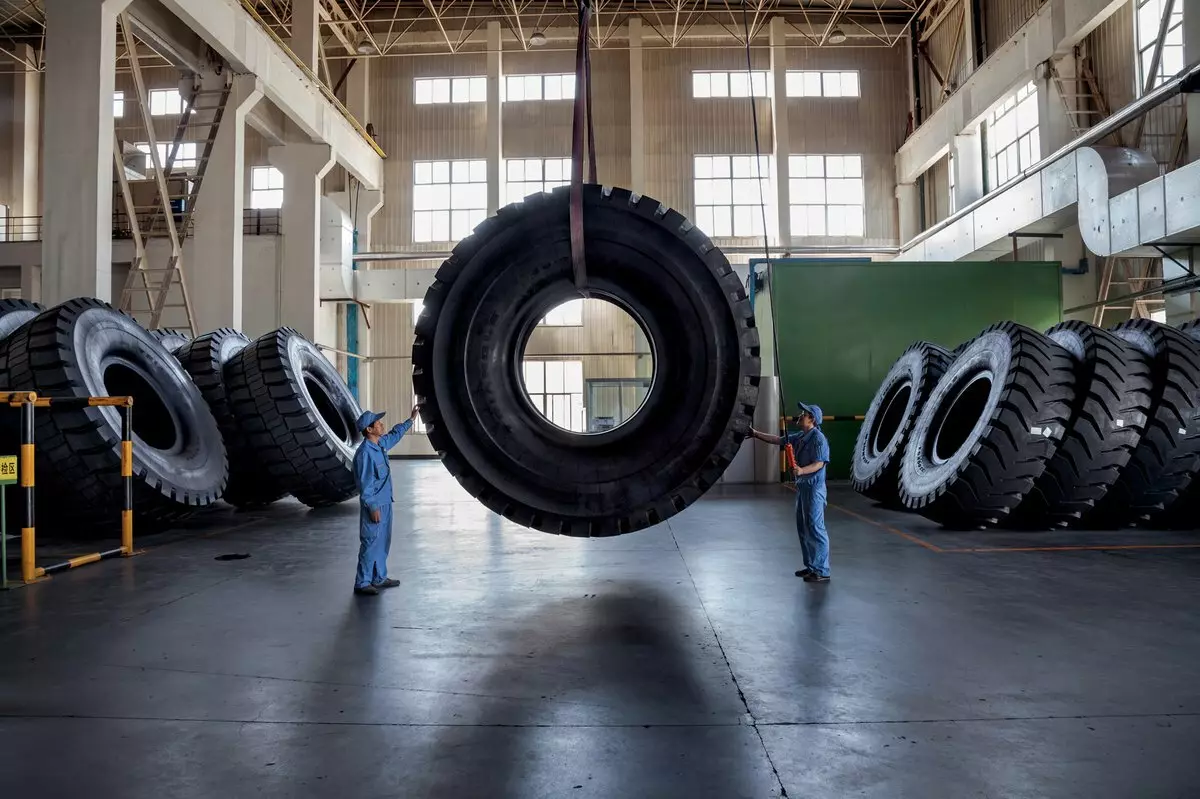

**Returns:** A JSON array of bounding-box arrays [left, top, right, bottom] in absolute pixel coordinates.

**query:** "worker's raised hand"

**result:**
[[410, 404, 420, 421], [370, 508, 381, 524]]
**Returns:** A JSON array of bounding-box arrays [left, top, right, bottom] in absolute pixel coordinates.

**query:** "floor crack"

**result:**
[[668, 520, 789, 798]]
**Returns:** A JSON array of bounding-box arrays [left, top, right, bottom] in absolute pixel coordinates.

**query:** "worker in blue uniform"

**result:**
[[353, 406, 419, 596], [751, 402, 831, 583]]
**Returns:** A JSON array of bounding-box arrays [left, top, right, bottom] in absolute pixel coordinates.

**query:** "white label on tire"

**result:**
[[1180, 427, 1188, 435], [1116, 419, 1125, 427], [1030, 426, 1042, 436]]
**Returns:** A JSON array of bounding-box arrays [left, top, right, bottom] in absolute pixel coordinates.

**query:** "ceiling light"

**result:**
[[355, 35, 375, 55], [529, 31, 547, 47], [828, 27, 847, 44]]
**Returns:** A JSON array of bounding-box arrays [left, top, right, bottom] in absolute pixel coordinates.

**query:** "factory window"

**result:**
[[985, 81, 1038, 189], [522, 359, 585, 432], [412, 159, 487, 242], [504, 74, 575, 102], [113, 91, 125, 117], [414, 76, 486, 105], [135, 142, 198, 171], [693, 155, 772, 238], [1136, 0, 1183, 90], [250, 166, 284, 209], [504, 158, 571, 204], [692, 71, 769, 98], [788, 154, 865, 237], [785, 71, 860, 98], [149, 88, 183, 116], [541, 298, 584, 327]]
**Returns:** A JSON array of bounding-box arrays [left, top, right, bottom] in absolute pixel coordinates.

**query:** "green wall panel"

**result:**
[[767, 260, 1063, 480]]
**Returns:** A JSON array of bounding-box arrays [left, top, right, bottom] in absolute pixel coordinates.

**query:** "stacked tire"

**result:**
[[0, 298, 366, 537], [853, 318, 1200, 530]]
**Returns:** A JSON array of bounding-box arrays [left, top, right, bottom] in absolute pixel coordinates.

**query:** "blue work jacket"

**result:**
[[353, 420, 413, 512], [785, 428, 830, 491]]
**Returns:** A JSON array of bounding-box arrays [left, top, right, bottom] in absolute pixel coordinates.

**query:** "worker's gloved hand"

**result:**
[[370, 508, 381, 524]]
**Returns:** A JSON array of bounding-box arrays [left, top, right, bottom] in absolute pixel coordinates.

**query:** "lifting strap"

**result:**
[[570, 0, 597, 295]]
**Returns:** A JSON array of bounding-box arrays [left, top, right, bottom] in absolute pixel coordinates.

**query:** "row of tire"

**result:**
[[0, 297, 364, 537], [850, 317, 1200, 530]]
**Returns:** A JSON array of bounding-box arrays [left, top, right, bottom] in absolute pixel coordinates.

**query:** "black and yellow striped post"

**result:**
[[19, 392, 39, 583], [121, 399, 133, 555]]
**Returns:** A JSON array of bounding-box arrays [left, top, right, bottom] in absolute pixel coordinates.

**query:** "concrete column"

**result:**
[[769, 17, 790, 247], [291, 0, 319, 73], [961, 0, 979, 73], [11, 44, 40, 230], [1185, 3, 1199, 164], [486, 21, 503, 214], [629, 18, 645, 191], [20, 264, 41, 303], [951, 130, 985, 208], [896, 182, 920, 244], [191, 76, 263, 332], [269, 143, 335, 341], [42, 0, 132, 304]]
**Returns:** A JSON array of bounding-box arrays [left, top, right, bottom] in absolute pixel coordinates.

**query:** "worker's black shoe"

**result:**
[[803, 573, 830, 583], [354, 585, 379, 596], [374, 578, 400, 589], [795, 569, 813, 578]]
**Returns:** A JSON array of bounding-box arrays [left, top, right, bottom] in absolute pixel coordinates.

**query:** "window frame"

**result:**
[[113, 91, 125, 118], [503, 157, 572, 205], [784, 70, 861, 98], [692, 154, 774, 239], [1135, 0, 1184, 92], [692, 70, 770, 98], [984, 81, 1039, 191], [503, 74, 575, 102], [413, 76, 487, 105], [250, 166, 285, 210], [540, 298, 584, 327], [521, 359, 586, 432], [411, 159, 488, 243], [148, 88, 184, 116], [787, 154, 866, 238]]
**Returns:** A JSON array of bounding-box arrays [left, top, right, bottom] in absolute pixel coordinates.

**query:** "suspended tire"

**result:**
[[0, 298, 228, 533], [413, 185, 759, 537], [151, 328, 191, 354], [0, 299, 42, 341], [1006, 321, 1152, 528], [225, 327, 363, 508], [851, 342, 950, 505], [175, 328, 284, 508], [1091, 319, 1200, 526], [898, 322, 1076, 528]]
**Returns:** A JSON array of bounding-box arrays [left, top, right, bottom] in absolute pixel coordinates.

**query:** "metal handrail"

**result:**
[[236, 0, 386, 160], [902, 59, 1200, 253]]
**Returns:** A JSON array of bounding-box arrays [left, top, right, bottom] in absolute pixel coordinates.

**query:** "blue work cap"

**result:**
[[796, 402, 823, 426], [355, 410, 386, 432]]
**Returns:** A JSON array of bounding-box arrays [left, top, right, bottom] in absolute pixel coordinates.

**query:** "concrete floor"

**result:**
[[2, 460, 1200, 798]]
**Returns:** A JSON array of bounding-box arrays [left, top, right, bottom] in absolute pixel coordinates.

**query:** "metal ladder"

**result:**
[[1091, 257, 1166, 327], [117, 70, 231, 335]]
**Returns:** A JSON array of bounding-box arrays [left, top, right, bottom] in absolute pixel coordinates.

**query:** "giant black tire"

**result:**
[[851, 341, 950, 505], [0, 298, 228, 533], [0, 299, 43, 341], [413, 185, 759, 537], [175, 328, 285, 508], [151, 328, 191, 354], [1006, 321, 1152, 528], [225, 327, 363, 508], [898, 322, 1076, 528], [1088, 319, 1200, 527]]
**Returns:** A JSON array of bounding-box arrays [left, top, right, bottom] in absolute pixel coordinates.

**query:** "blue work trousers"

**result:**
[[355, 503, 393, 589], [794, 484, 830, 577]]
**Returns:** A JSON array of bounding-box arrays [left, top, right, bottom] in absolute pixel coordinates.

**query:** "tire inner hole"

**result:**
[[306, 377, 350, 443], [518, 297, 655, 435], [103, 362, 178, 451], [870, 380, 912, 457], [930, 371, 992, 464]]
